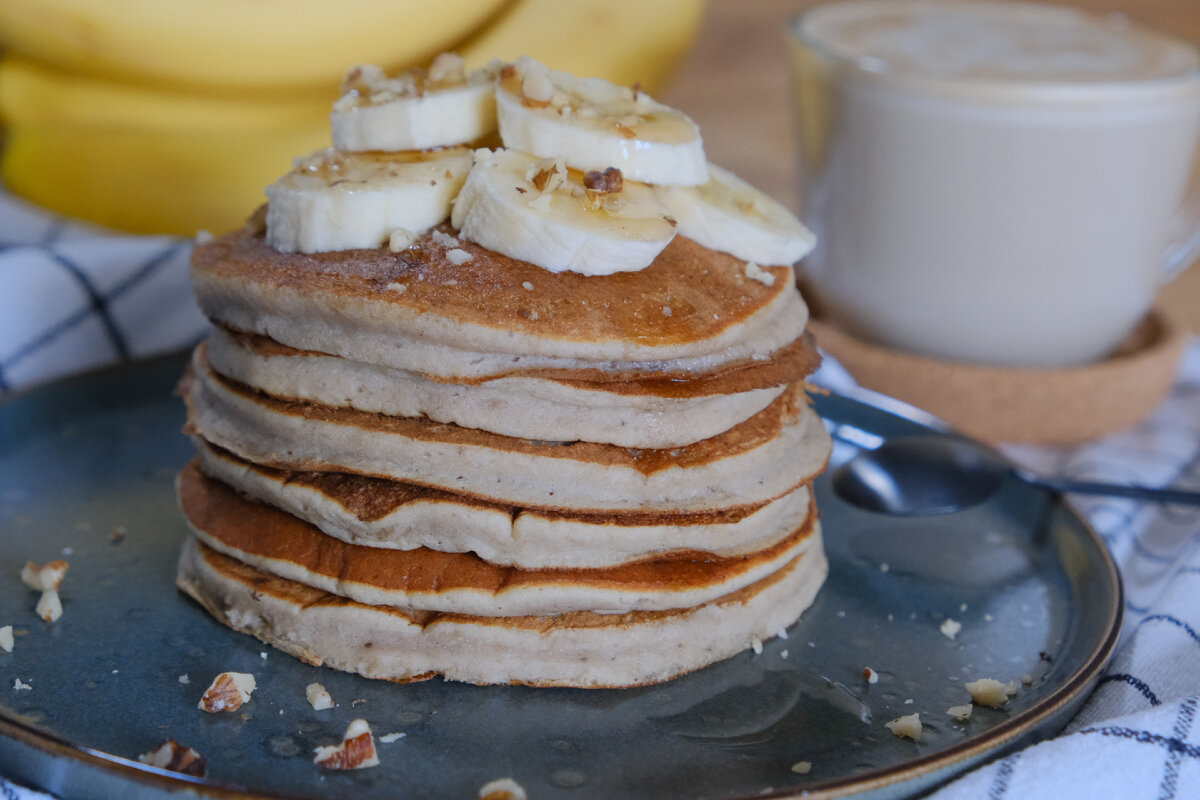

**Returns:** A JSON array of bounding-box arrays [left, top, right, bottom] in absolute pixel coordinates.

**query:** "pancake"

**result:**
[[191, 225, 810, 380], [179, 461, 819, 616], [196, 442, 815, 569], [176, 535, 828, 688], [205, 325, 822, 448], [182, 343, 832, 512]]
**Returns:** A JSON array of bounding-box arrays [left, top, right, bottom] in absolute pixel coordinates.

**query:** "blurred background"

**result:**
[[0, 0, 1196, 329]]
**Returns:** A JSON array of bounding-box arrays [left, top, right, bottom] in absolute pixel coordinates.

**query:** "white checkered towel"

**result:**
[[3, 191, 1200, 798]]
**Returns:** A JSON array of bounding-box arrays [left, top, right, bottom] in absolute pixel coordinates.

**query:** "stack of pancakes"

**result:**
[[174, 64, 832, 690]]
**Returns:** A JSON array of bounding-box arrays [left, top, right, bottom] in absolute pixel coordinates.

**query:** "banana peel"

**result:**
[[0, 0, 706, 236]]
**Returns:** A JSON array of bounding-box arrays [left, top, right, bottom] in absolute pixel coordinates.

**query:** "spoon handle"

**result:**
[[1026, 475, 1200, 506]]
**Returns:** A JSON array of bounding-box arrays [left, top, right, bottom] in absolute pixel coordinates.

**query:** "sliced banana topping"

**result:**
[[655, 164, 817, 266], [331, 56, 499, 152], [450, 148, 677, 276], [496, 56, 708, 187], [265, 147, 473, 253]]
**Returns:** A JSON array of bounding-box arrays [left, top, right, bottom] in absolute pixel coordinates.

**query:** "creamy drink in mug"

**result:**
[[790, 0, 1200, 367]]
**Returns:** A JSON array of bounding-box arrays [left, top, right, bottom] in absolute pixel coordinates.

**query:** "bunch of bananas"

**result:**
[[0, 0, 704, 235]]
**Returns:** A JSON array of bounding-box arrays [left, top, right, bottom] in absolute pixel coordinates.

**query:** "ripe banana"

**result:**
[[458, 0, 706, 97], [656, 165, 817, 266], [0, 0, 509, 91], [449, 149, 677, 275], [0, 55, 330, 235], [265, 148, 473, 254], [331, 58, 499, 152], [496, 56, 708, 186]]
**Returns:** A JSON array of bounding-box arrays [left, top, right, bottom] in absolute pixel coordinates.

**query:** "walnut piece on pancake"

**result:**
[[138, 740, 207, 777], [198, 671, 257, 713], [479, 777, 528, 800], [313, 718, 379, 770], [21, 559, 68, 592]]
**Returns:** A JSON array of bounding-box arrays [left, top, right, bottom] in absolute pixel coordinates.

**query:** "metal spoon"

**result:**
[[832, 434, 1200, 516]]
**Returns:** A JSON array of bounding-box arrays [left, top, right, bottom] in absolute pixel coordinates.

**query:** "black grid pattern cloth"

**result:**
[[0, 191, 207, 396]]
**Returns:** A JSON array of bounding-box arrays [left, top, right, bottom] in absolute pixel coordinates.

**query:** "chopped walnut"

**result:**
[[0, 626, 12, 653], [863, 667, 879, 684], [743, 261, 776, 287], [520, 61, 555, 107], [947, 704, 973, 722], [479, 777, 528, 800], [314, 718, 380, 770], [584, 167, 623, 195], [885, 713, 922, 740], [306, 682, 334, 711], [940, 618, 962, 640], [138, 740, 207, 777], [388, 228, 416, 252], [525, 156, 566, 195], [428, 52, 467, 84], [21, 560, 68, 592], [198, 672, 257, 713], [790, 761, 813, 775], [36, 590, 62, 623], [965, 677, 1019, 708], [582, 167, 624, 210]]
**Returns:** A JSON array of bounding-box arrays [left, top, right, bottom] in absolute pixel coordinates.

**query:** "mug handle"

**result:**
[[1163, 144, 1200, 281]]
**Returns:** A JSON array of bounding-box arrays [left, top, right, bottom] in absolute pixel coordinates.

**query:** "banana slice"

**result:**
[[265, 147, 473, 253], [655, 164, 817, 266], [331, 56, 498, 152], [450, 148, 677, 275], [496, 56, 707, 186]]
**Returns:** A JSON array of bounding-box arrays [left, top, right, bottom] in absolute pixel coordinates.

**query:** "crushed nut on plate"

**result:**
[[479, 777, 528, 800], [21, 560, 68, 592], [313, 718, 379, 770], [138, 740, 207, 777], [198, 672, 257, 713]]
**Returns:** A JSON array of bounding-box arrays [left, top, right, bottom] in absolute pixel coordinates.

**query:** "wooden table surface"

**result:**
[[663, 0, 1200, 333]]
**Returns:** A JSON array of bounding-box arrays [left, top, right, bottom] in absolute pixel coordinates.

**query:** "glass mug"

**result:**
[[789, 0, 1200, 367]]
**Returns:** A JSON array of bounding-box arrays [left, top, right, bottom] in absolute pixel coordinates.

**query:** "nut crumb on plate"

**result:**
[[314, 718, 379, 770], [21, 560, 68, 592], [36, 589, 62, 623], [13, 678, 31, 691], [863, 667, 879, 684], [306, 682, 334, 710], [965, 677, 1018, 708], [479, 777, 528, 800], [940, 618, 962, 639], [379, 731, 405, 743], [947, 704, 973, 722], [198, 672, 257, 713], [885, 713, 922, 740], [790, 761, 812, 774], [0, 626, 12, 653], [138, 740, 207, 777]]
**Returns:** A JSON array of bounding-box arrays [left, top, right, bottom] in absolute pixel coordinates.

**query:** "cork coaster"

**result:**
[[806, 305, 1186, 445]]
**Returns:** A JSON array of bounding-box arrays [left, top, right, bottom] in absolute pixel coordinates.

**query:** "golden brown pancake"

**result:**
[[179, 462, 819, 616], [190, 225, 810, 379], [196, 441, 816, 569], [177, 534, 828, 688], [181, 342, 832, 512]]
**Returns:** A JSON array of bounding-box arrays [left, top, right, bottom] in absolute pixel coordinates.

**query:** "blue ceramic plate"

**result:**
[[0, 353, 1120, 799]]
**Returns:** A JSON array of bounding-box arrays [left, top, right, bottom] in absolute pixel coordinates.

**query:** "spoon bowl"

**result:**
[[833, 434, 1200, 516]]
